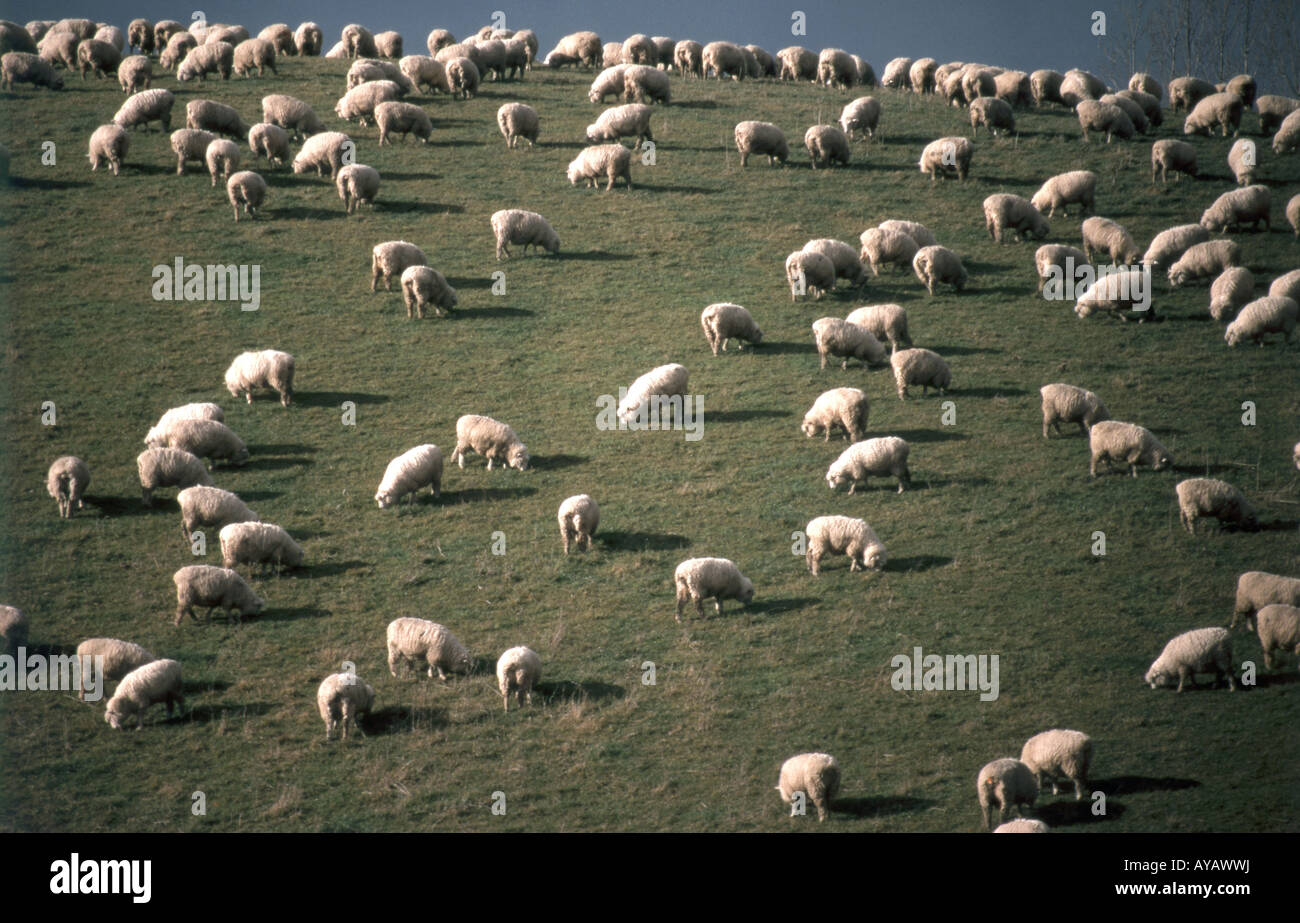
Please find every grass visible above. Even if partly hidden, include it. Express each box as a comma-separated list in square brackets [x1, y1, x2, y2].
[0, 56, 1298, 833]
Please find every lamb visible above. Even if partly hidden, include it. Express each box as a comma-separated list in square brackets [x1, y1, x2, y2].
[137, 447, 212, 505]
[204, 139, 239, 186]
[452, 414, 529, 471]
[912, 246, 967, 295]
[373, 444, 444, 508]
[497, 102, 539, 148]
[1074, 269, 1156, 322]
[622, 64, 670, 104]
[1, 51, 63, 89]
[1289, 194, 1300, 238]
[845, 304, 911, 352]
[994, 819, 1050, 833]
[978, 758, 1038, 831]
[1184, 92, 1244, 137]
[817, 48, 856, 89]
[567, 143, 633, 191]
[1099, 92, 1148, 133]
[587, 64, 627, 103]
[1232, 572, 1300, 631]
[557, 494, 599, 554]
[1175, 478, 1258, 534]
[1168, 239, 1241, 286]
[1019, 730, 1091, 801]
[1150, 138, 1198, 183]
[1088, 420, 1172, 477]
[117, 54, 150, 93]
[113, 87, 173, 131]
[1040, 383, 1110, 438]
[232, 37, 275, 77]
[158, 32, 196, 71]
[249, 122, 291, 167]
[400, 55, 449, 94]
[226, 170, 266, 221]
[891, 348, 951, 401]
[1227, 138, 1259, 186]
[169, 128, 217, 175]
[1208, 267, 1254, 322]
[1117, 88, 1162, 126]
[176, 41, 233, 82]
[371, 241, 427, 291]
[1030, 170, 1096, 218]
[585, 103, 651, 146]
[494, 647, 541, 712]
[1081, 216, 1141, 265]
[700, 303, 762, 355]
[224, 349, 294, 406]
[983, 193, 1049, 243]
[1256, 605, 1300, 670]
[87, 123, 128, 175]
[75, 638, 155, 701]
[673, 557, 754, 622]
[805, 515, 886, 574]
[1030, 69, 1064, 106]
[735, 120, 789, 167]
[400, 265, 456, 318]
[177, 485, 258, 540]
[1224, 296, 1298, 347]
[785, 250, 836, 300]
[258, 24, 294, 55]
[878, 220, 937, 247]
[1271, 269, 1300, 303]
[838, 97, 881, 140]
[813, 317, 887, 369]
[317, 672, 374, 740]
[674, 40, 703, 77]
[1146, 627, 1235, 692]
[826, 436, 911, 493]
[291, 131, 353, 178]
[219, 522, 303, 572]
[127, 19, 154, 54]
[261, 94, 326, 138]
[1077, 99, 1134, 142]
[702, 41, 745, 80]
[0, 605, 27, 655]
[804, 124, 851, 169]
[374, 101, 432, 145]
[490, 209, 559, 259]
[1142, 224, 1210, 273]
[918, 136, 973, 181]
[341, 24, 377, 58]
[1200, 184, 1271, 233]
[776, 46, 817, 81]
[386, 617, 472, 680]
[75, 39, 120, 80]
[969, 96, 1015, 136]
[777, 753, 840, 821]
[617, 364, 690, 424]
[335, 80, 404, 125]
[858, 229, 918, 277]
[46, 456, 90, 518]
[104, 660, 183, 729]
[1257, 95, 1300, 135]
[172, 565, 265, 625]
[145, 404, 223, 447]
[1034, 244, 1091, 295]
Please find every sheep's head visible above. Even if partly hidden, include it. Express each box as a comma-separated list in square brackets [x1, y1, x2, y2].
[1144, 665, 1172, 689]
[863, 545, 887, 571]
[738, 578, 754, 605]
[584, 123, 603, 143]
[1152, 451, 1172, 471]
[508, 443, 529, 471]
[231, 447, 250, 466]
[375, 491, 393, 508]
[104, 701, 130, 729]
[800, 418, 819, 438]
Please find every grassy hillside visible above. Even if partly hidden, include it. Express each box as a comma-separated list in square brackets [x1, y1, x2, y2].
[0, 54, 1297, 833]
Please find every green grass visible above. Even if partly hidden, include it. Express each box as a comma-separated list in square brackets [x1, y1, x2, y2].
[1, 58, 1298, 833]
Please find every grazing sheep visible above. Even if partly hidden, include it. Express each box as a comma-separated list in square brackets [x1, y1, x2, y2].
[702, 41, 745, 80]
[1227, 138, 1259, 186]
[1081, 216, 1141, 264]
[804, 124, 851, 168]
[204, 139, 239, 185]
[978, 758, 1038, 831]
[908, 57, 937, 94]
[673, 557, 754, 622]
[557, 495, 599, 554]
[586, 103, 652, 147]
[1288, 194, 1300, 237]
[1, 21, 37, 53]
[386, 617, 472, 680]
[1168, 240, 1241, 286]
[153, 21, 184, 46]
[1060, 68, 1106, 105]
[248, 122, 290, 167]
[960, 66, 999, 104]
[232, 37, 275, 76]
[1176, 478, 1258, 533]
[970, 96, 1015, 136]
[341, 24, 377, 58]
[1209, 267, 1254, 322]
[785, 250, 836, 300]
[1117, 88, 1162, 126]
[567, 143, 633, 191]
[219, 522, 303, 572]
[46, 456, 90, 518]
[1030, 69, 1064, 106]
[879, 219, 938, 247]
[374, 31, 402, 58]
[335, 80, 403, 125]
[994, 70, 1032, 107]
[374, 101, 432, 145]
[1224, 296, 1298, 347]
[918, 136, 972, 181]
[37, 31, 78, 70]
[498, 102, 539, 148]
[620, 33, 655, 66]
[291, 131, 353, 178]
[1074, 269, 1156, 322]
[225, 350, 294, 407]
[87, 123, 128, 175]
[169, 128, 217, 175]
[258, 24, 294, 55]
[177, 41, 233, 82]
[700, 303, 762, 355]
[317, 672, 374, 740]
[127, 19, 154, 54]
[1088, 421, 1172, 478]
[803, 239, 868, 288]
[617, 364, 690, 423]
[1146, 627, 1235, 692]
[346, 58, 413, 92]
[116, 54, 150, 93]
[261, 94, 325, 138]
[177, 485, 257, 540]
[777, 45, 817, 81]
[1151, 138, 1198, 183]
[674, 40, 703, 77]
[1, 51, 63, 89]
[735, 120, 789, 167]
[1020, 730, 1091, 801]
[496, 647, 541, 711]
[157, 32, 196, 71]
[172, 565, 264, 625]
[0, 605, 27, 655]
[1271, 269, 1300, 303]
[777, 753, 840, 821]
[1232, 572, 1300, 631]
[826, 436, 911, 493]
[588, 64, 627, 103]
[805, 515, 885, 574]
[622, 63, 670, 104]
[1099, 92, 1148, 133]
[371, 241, 427, 291]
[1030, 170, 1096, 218]
[839, 96, 881, 140]
[891, 348, 951, 401]
[1129, 72, 1162, 100]
[1256, 605, 1300, 670]
[187, 99, 248, 140]
[994, 819, 1050, 833]
[746, 44, 776, 77]
[323, 41, 346, 59]
[226, 170, 266, 221]
[913, 246, 967, 295]
[400, 55, 449, 94]
[491, 209, 559, 259]
[1077, 99, 1134, 142]
[159, 417, 249, 467]
[375, 444, 443, 507]
[1034, 244, 1091, 295]
[203, 26, 249, 46]
[1142, 224, 1210, 273]
[802, 387, 870, 443]
[137, 447, 212, 505]
[546, 31, 601, 68]
[400, 265, 456, 318]
[1040, 383, 1110, 438]
[1257, 95, 1300, 135]
[452, 414, 529, 471]
[813, 317, 887, 369]
[75, 39, 120, 79]
[75, 638, 155, 701]
[1200, 184, 1271, 233]
[104, 660, 183, 729]
[145, 404, 223, 447]
[859, 229, 918, 277]
[1184, 92, 1244, 136]
[983, 194, 1049, 243]
[818, 48, 856, 88]
[113, 87, 173, 131]
[845, 304, 911, 351]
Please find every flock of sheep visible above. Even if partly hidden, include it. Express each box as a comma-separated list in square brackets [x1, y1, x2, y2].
[2, 13, 1299, 830]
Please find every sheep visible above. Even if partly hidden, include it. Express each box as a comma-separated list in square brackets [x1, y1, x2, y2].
[173, 565, 265, 626]
[317, 672, 374, 740]
[386, 618, 472, 680]
[1257, 95, 1300, 135]
[891, 348, 951, 402]
[219, 521, 303, 573]
[912, 246, 967, 295]
[104, 660, 183, 729]
[1030, 69, 1063, 106]
[491, 209, 559, 260]
[567, 143, 633, 191]
[499, 38, 528, 79]
[0, 605, 27, 656]
[802, 239, 868, 288]
[1209, 267, 1255, 322]
[777, 753, 840, 821]
[802, 387, 870, 443]
[177, 485, 258, 541]
[1128, 72, 1162, 100]
[374, 30, 402, 59]
[585, 103, 651, 146]
[1088, 421, 1172, 478]
[113, 87, 173, 132]
[858, 229, 918, 278]
[0, 20, 36, 53]
[818, 48, 856, 89]
[1020, 730, 1092, 800]
[226, 170, 266, 221]
[1146, 627, 1235, 692]
[335, 80, 403, 126]
[400, 265, 456, 318]
[1150, 138, 1198, 184]
[452, 414, 529, 471]
[1227, 138, 1259, 186]
[622, 64, 670, 104]
[557, 494, 599, 554]
[700, 303, 762, 355]
[46, 456, 90, 518]
[1077, 99, 1134, 142]
[258, 24, 294, 55]
[116, 54, 150, 93]
[371, 241, 427, 291]
[153, 21, 184, 46]
[1289, 194, 1300, 238]
[186, 100, 248, 141]
[994, 819, 1050, 833]
[813, 317, 887, 370]
[494, 647, 541, 712]
[804, 124, 851, 169]
[735, 120, 789, 167]
[673, 557, 753, 622]
[805, 515, 886, 575]
[224, 349, 294, 406]
[1224, 296, 1298, 347]
[137, 447, 212, 505]
[87, 123, 128, 176]
[826, 436, 911, 493]
[75, 638, 155, 702]
[472, 38, 507, 81]
[176, 41, 232, 82]
[674, 40, 703, 77]
[291, 131, 353, 179]
[970, 96, 1015, 136]
[341, 24, 377, 58]
[372, 444, 444, 509]
[845, 304, 911, 352]
[983, 194, 1049, 243]
[1074, 269, 1156, 322]
[426, 28, 456, 55]
[75, 38, 120, 80]
[145, 404, 223, 447]
[1142, 224, 1210, 273]
[1081, 216, 1141, 265]
[1183, 92, 1244, 138]
[400, 55, 449, 94]
[37, 32, 77, 71]
[1034, 244, 1091, 295]
[1099, 92, 1148, 133]
[1, 51, 63, 89]
[1200, 184, 1271, 233]
[1030, 170, 1096, 218]
[261, 94, 326, 138]
[785, 250, 835, 300]
[620, 33, 655, 66]
[374, 101, 432, 145]
[248, 122, 290, 167]
[1175, 478, 1258, 534]
[514, 29, 539, 68]
[587, 64, 627, 103]
[1117, 88, 1162, 126]
[445, 56, 480, 98]
[878, 56, 910, 89]
[157, 32, 196, 71]
[497, 102, 539, 148]
[1168, 240, 1242, 286]
[777, 46, 817, 81]
[1059, 68, 1105, 104]
[1255, 605, 1300, 670]
[838, 96, 881, 141]
[1232, 572, 1300, 631]
[702, 41, 745, 80]
[978, 758, 1038, 831]
[169, 128, 217, 175]
[160, 418, 249, 469]
[346, 58, 413, 92]
[204, 139, 239, 186]
[918, 136, 973, 182]
[617, 364, 690, 424]
[878, 220, 937, 247]
[960, 66, 998, 103]
[1271, 269, 1300, 303]
[909, 57, 938, 94]
[231, 37, 275, 77]
[1040, 383, 1110, 438]
[127, 19, 153, 54]
[994, 70, 1032, 107]
[746, 44, 776, 77]
[204, 26, 248, 46]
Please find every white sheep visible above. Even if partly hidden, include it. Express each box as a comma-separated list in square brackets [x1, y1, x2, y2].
[802, 387, 869, 443]
[1168, 240, 1241, 286]
[1099, 92, 1148, 133]
[258, 24, 294, 55]
[918, 136, 973, 181]
[117, 54, 150, 93]
[375, 444, 444, 507]
[1257, 95, 1300, 134]
[261, 93, 325, 137]
[700, 303, 762, 355]
[219, 522, 304, 573]
[839, 96, 881, 140]
[858, 229, 919, 278]
[400, 265, 457, 318]
[341, 23, 377, 58]
[126, 19, 154, 54]
[1208, 267, 1254, 322]
[1224, 296, 1298, 347]
[386, 617, 472, 680]
[1184, 92, 1244, 136]
[812, 317, 887, 369]
[1150, 138, 1198, 183]
[1040, 383, 1110, 438]
[735, 121, 789, 167]
[176, 41, 232, 82]
[969, 96, 1015, 136]
[371, 240, 427, 291]
[1175, 478, 1258, 533]
[1200, 184, 1271, 233]
[803, 238, 868, 288]
[804, 124, 850, 168]
[983, 193, 1049, 243]
[622, 64, 670, 104]
[1270, 269, 1300, 303]
[75, 638, 155, 701]
[1034, 244, 1090, 295]
[158, 32, 196, 71]
[1030, 69, 1064, 106]
[224, 349, 293, 406]
[112, 87, 173, 131]
[777, 753, 840, 821]
[673, 557, 754, 622]
[912, 246, 968, 295]
[452, 414, 529, 471]
[994, 819, 1050, 833]
[145, 403, 223, 447]
[0, 605, 27, 655]
[567, 143, 633, 191]
[785, 250, 836, 301]
[1060, 69, 1106, 104]
[674, 40, 703, 77]
[336, 163, 379, 214]
[1142, 224, 1210, 273]
[617, 363, 690, 423]
[248, 122, 290, 166]
[1128, 72, 1162, 99]
[805, 515, 886, 574]
[374, 31, 402, 58]
[1081, 216, 1141, 264]
[1146, 627, 1235, 692]
[1117, 88, 1162, 126]
[104, 660, 183, 729]
[1030, 170, 1096, 217]
[75, 38, 120, 79]
[177, 485, 258, 539]
[1232, 572, 1300, 631]
[587, 64, 627, 103]
[169, 128, 217, 175]
[978, 758, 1038, 831]
[776, 45, 816, 81]
[818, 48, 857, 88]
[497, 646, 541, 711]
[702, 41, 745, 80]
[374, 101, 431, 145]
[878, 219, 937, 247]
[335, 80, 403, 126]
[232, 37, 276, 76]
[87, 123, 128, 175]
[172, 565, 265, 625]
[498, 102, 539, 148]
[46, 456, 90, 518]
[317, 672, 374, 740]
[204, 138, 239, 185]
[400, 55, 449, 94]
[490, 209, 559, 259]
[845, 304, 911, 352]
[826, 436, 911, 493]
[557, 494, 600, 553]
[891, 347, 952, 401]
[910, 58, 939, 94]
[1076, 99, 1134, 142]
[1088, 421, 1172, 478]
[1228, 138, 1259, 185]
[585, 103, 652, 146]
[227, 170, 266, 221]
[994, 70, 1033, 107]
[1256, 605, 1300, 671]
[1074, 269, 1155, 322]
[1289, 194, 1300, 238]
[137, 447, 211, 505]
[1019, 730, 1092, 800]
